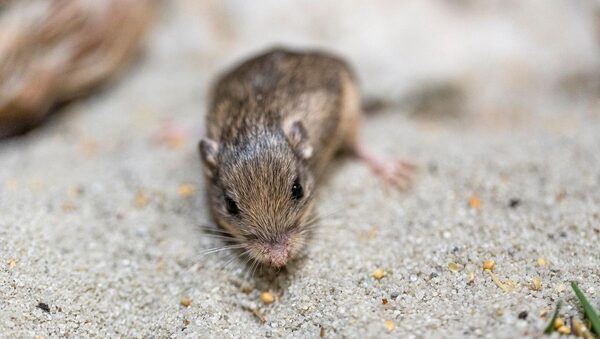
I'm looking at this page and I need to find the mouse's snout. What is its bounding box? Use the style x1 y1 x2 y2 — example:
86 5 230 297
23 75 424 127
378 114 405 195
264 239 290 268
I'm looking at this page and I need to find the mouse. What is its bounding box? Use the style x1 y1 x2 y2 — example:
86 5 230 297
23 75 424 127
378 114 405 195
198 48 414 268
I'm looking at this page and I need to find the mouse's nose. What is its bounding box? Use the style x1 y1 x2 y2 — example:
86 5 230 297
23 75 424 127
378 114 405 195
266 241 289 268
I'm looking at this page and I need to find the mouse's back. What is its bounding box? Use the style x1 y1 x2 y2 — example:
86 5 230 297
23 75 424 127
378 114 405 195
206 48 362 176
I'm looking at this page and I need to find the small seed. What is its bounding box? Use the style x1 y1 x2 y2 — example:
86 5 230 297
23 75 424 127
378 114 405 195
554 317 564 329
134 191 148 208
482 260 495 271
448 262 459 273
260 292 274 304
536 257 546 267
468 196 481 209
7 259 16 269
382 298 388 305
557 325 570 335
531 277 541 291
572 318 592 338
180 297 191 307
384 320 395 332
177 184 194 197
372 268 385 280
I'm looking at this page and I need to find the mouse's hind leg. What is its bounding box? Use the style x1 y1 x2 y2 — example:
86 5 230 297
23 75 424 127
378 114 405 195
353 145 416 190
338 78 416 190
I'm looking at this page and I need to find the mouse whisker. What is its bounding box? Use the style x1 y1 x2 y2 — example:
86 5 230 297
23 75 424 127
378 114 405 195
199 234 241 242
199 244 247 256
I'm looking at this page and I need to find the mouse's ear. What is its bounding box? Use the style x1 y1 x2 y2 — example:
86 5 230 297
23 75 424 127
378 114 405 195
284 120 313 159
198 138 219 177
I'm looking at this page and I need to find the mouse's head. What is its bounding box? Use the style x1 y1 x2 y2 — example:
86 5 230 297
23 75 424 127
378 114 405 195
199 121 315 268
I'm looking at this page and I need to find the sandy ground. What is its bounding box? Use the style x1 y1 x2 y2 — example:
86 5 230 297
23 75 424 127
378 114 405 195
2 2 600 338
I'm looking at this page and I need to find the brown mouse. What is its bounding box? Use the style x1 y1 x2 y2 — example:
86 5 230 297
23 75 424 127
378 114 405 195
199 48 413 268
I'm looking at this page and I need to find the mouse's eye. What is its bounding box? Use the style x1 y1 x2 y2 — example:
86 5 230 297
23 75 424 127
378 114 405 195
224 195 240 215
291 177 303 201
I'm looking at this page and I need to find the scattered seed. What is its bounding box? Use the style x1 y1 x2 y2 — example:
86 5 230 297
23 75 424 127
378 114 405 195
544 301 562 334
557 325 571 335
518 311 528 319
177 184 195 197
539 309 549 318
536 257 547 267
358 227 377 240
496 308 504 316
5 179 18 190
180 297 191 307
482 260 495 271
183 319 190 326
320 326 325 338
385 320 395 332
260 292 274 304
372 268 385 280
448 262 460 273
531 277 542 291
509 198 521 208
572 318 593 339
67 185 84 199
7 259 16 269
154 121 187 149
37 302 50 313
554 317 564 329
390 291 399 300
382 298 388 305
61 202 76 213
468 196 481 209
134 191 149 208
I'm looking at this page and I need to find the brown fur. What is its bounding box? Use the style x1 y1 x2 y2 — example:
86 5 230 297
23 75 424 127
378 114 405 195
199 47 361 267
